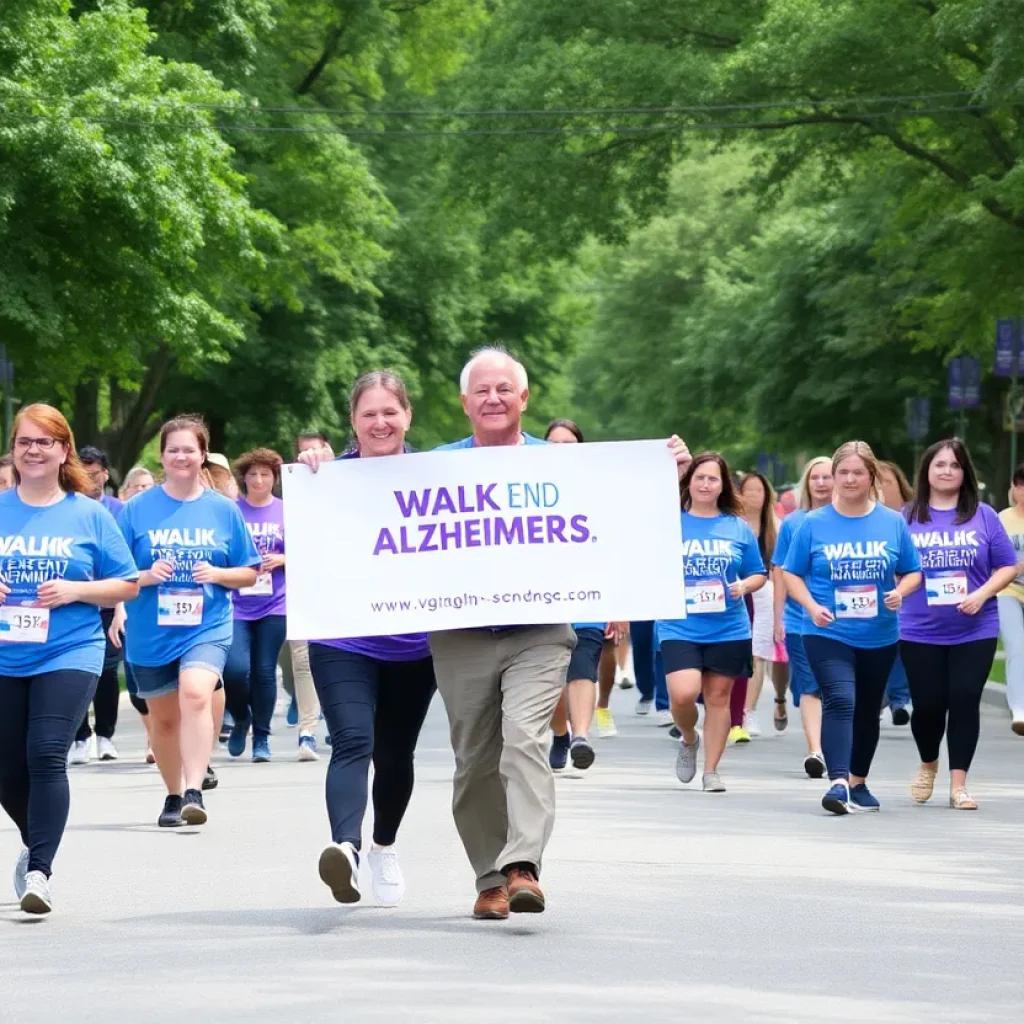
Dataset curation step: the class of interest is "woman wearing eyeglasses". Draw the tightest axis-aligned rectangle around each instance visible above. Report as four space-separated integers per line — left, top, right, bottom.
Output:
0 405 139 914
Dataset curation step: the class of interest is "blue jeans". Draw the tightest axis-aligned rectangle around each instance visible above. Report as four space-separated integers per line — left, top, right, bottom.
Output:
884 654 910 710
223 615 287 739
631 621 669 711
803 636 897 781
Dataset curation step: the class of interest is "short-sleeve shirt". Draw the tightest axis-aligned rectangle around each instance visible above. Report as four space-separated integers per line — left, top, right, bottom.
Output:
783 503 920 649
233 497 286 621
100 494 124 517
899 504 1017 644
998 507 1024 603
657 512 767 645
311 451 431 662
773 510 808 635
119 487 260 666
0 490 138 676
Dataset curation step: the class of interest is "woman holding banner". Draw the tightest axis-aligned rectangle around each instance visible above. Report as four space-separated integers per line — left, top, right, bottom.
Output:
303 372 437 909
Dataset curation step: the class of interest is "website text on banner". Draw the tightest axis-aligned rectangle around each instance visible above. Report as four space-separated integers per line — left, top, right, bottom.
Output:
282 440 686 639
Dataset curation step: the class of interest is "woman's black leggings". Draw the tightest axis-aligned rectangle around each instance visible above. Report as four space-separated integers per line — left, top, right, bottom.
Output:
0 669 98 876
309 644 436 850
899 638 998 772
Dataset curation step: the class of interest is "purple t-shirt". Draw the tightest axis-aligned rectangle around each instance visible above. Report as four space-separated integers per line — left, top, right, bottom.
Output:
233 497 286 621
314 450 430 662
899 503 1017 644
100 493 124 517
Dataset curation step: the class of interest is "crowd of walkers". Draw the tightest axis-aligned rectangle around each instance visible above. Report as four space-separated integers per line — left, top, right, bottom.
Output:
1 345 1021 921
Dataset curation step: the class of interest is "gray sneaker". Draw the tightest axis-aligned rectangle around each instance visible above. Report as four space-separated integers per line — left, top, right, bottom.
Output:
675 735 699 784
13 848 28 900
702 771 726 793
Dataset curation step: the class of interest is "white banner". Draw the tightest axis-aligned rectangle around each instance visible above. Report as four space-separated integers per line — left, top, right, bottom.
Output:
281 440 686 639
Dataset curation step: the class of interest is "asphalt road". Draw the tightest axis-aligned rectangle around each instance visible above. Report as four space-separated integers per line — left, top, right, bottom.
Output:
2 685 1023 1023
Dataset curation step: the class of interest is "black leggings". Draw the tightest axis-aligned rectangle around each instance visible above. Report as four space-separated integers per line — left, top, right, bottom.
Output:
309 644 436 851
76 610 121 741
900 638 998 772
0 669 98 876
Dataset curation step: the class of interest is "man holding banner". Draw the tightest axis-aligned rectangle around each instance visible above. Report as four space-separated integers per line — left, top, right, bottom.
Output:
290 345 691 919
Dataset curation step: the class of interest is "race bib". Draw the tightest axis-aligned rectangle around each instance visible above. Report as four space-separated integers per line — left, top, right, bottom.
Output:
685 578 727 614
835 585 878 619
0 602 50 643
240 573 273 597
158 587 204 627
926 571 968 607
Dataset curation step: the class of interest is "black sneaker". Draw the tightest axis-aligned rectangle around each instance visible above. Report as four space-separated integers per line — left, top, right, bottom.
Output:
181 789 208 825
569 736 595 770
891 706 910 727
158 795 183 828
202 765 218 791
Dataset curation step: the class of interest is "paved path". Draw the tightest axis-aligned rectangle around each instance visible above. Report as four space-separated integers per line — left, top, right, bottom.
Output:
2 686 1023 1023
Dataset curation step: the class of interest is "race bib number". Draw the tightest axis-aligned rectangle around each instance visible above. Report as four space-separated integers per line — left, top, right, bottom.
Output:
158 588 204 627
926 571 968 607
685 579 727 614
835 585 878 619
240 573 273 597
0 602 50 643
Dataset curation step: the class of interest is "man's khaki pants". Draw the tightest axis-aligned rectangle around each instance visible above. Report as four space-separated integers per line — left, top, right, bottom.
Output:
278 640 321 737
429 625 574 893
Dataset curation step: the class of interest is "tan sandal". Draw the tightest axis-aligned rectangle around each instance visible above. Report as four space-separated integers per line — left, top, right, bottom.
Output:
910 766 937 804
950 788 978 810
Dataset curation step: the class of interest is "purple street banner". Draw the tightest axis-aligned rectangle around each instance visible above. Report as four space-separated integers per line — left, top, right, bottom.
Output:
948 359 965 409
906 397 930 440
281 440 687 638
948 357 981 410
995 319 1018 378
962 356 981 408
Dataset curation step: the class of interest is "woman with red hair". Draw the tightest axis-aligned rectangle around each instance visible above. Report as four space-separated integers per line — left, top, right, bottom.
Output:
0 404 139 914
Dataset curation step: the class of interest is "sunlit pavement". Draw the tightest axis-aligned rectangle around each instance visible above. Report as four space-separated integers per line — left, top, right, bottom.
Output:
3 685 1023 1023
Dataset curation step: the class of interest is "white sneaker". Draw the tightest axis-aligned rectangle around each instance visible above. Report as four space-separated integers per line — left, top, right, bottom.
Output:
635 697 653 716
68 739 91 765
318 842 361 904
368 845 406 907
655 709 674 727
20 870 51 915
97 737 118 761
1012 710 1024 737
743 711 762 738
13 848 29 900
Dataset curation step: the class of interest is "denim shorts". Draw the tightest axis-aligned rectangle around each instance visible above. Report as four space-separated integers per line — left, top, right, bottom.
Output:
785 633 820 706
129 641 231 700
566 628 605 683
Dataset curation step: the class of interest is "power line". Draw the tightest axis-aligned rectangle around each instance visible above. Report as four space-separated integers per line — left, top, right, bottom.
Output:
0 103 1000 137
0 89 1004 121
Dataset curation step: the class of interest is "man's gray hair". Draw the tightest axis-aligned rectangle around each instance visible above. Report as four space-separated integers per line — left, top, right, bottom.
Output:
459 346 529 396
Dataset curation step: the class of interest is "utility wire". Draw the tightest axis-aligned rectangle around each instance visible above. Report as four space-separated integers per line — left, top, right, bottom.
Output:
0 103 1001 137
0 89 1006 121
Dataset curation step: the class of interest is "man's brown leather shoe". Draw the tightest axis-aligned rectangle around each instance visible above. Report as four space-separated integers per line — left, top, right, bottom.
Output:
507 868 545 914
473 886 509 920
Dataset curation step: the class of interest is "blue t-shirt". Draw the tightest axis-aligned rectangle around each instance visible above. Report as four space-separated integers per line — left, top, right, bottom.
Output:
432 432 547 632
657 512 766 645
783 503 920 649
773 510 808 635
434 433 547 451
0 490 138 677
119 487 261 667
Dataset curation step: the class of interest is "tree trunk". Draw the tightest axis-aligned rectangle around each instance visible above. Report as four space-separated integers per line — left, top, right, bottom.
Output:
100 344 176 479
